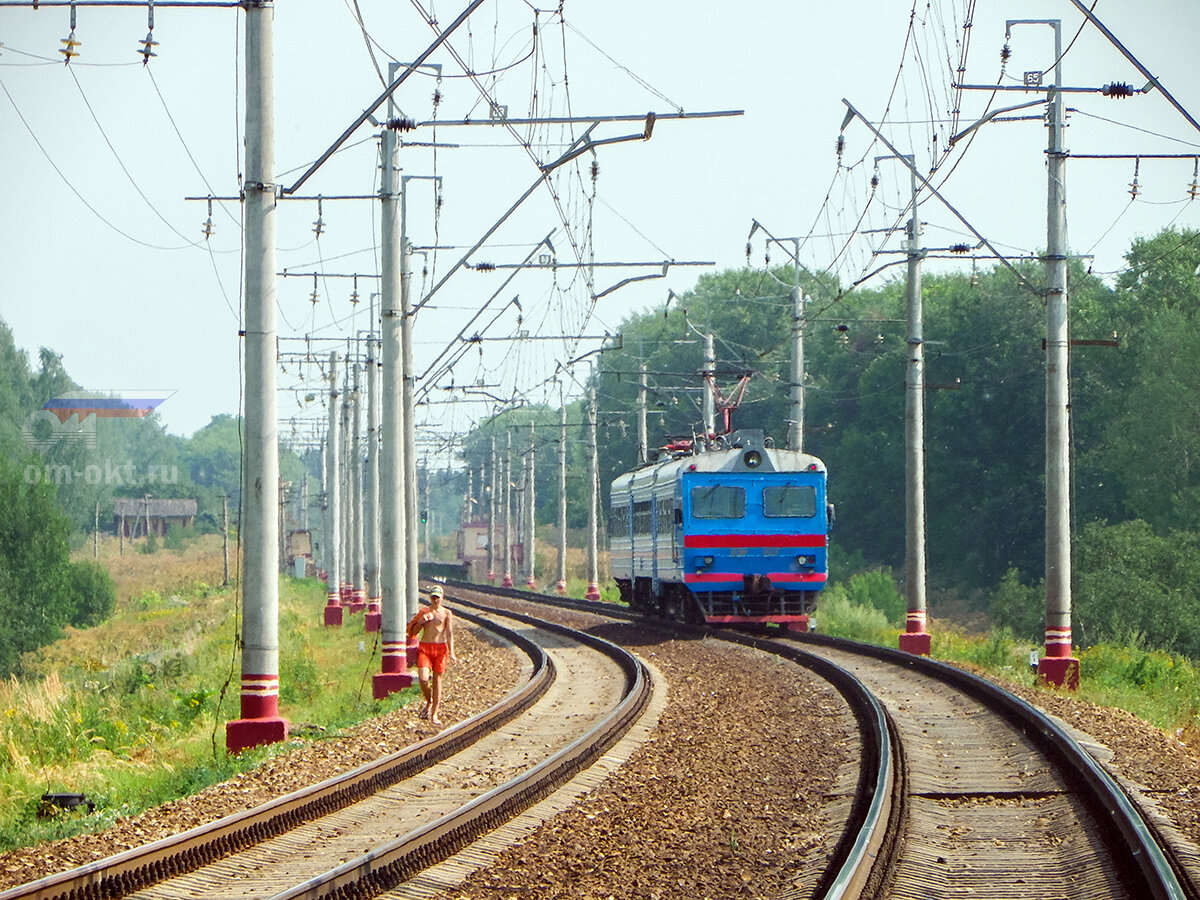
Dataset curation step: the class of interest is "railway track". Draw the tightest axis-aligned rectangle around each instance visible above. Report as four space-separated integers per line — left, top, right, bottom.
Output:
453 581 1198 900
781 634 1194 900
1 602 653 900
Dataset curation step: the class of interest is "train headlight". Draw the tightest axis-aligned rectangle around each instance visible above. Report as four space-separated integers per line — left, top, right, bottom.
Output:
743 450 762 468
796 554 815 567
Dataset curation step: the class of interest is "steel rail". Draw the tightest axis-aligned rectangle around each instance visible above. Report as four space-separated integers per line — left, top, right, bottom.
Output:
264 592 651 899
444 580 897 899
786 631 1190 900
447 580 1194 900
0 609 551 900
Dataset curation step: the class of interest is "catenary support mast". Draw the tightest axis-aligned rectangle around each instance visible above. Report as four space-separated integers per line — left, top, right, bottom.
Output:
1036 19 1079 688
227 0 286 753
374 77 412 698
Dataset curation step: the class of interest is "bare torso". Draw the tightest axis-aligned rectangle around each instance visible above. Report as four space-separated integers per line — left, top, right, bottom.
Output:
416 605 452 643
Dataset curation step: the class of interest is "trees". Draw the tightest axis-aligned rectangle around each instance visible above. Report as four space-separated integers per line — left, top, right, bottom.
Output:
0 455 87 674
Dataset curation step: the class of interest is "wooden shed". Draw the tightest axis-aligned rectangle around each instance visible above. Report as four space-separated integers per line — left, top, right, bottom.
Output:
114 498 198 538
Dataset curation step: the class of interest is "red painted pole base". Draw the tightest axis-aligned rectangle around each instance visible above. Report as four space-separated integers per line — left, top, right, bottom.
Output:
502 573 513 588
488 570 495 582
323 604 344 626
525 575 536 589
585 582 601 602
556 579 567 594
372 672 413 700
225 716 288 754
898 631 932 656
349 590 366 613
364 611 381 633
406 636 420 668
1038 656 1080 689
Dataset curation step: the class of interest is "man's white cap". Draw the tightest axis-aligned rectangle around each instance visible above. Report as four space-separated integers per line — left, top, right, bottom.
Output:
429 585 444 598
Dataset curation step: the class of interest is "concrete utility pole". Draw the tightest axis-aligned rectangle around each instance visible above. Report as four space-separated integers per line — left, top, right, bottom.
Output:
322 353 344 628
277 478 287 574
487 436 497 582
365 325 382 631
789 241 805 453
421 459 431 560
350 362 366 611
227 2 286 754
222 494 230 587
885 154 931 657
557 405 568 594
637 364 649 466
375 71 412 698
340 370 352 605
502 430 513 588
749 223 806 450
702 332 716 438
525 421 536 589
585 386 601 601
400 168 421 629
1034 19 1078 689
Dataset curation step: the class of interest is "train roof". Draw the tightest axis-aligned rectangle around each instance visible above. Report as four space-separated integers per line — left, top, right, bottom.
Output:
611 429 826 491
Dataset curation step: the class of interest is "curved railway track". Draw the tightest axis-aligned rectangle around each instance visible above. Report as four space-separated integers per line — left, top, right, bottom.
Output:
6 578 1196 900
784 633 1192 900
1 603 653 900
453 581 1196 900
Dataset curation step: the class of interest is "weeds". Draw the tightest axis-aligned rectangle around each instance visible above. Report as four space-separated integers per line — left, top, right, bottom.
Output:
0 537 420 852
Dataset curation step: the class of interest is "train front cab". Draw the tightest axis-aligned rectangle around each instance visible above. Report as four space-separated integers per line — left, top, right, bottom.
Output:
681 459 829 629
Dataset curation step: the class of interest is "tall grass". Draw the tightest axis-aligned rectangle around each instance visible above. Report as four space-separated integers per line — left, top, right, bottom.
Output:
0 537 417 851
818 578 1200 752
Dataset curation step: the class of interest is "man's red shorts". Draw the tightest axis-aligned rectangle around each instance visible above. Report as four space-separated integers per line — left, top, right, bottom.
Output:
417 641 449 674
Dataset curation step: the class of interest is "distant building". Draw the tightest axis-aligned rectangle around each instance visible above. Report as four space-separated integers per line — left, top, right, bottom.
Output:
113 498 198 538
457 518 490 564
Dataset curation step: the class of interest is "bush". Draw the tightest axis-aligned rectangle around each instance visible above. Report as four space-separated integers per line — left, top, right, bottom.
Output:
817 586 893 644
65 560 116 628
164 524 187 552
842 569 904 626
989 568 1043 642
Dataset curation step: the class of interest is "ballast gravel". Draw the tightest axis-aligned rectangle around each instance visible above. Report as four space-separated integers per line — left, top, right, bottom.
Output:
3 609 1200 900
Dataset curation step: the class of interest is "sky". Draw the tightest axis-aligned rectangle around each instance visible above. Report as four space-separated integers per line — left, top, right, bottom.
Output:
2 0 1198 459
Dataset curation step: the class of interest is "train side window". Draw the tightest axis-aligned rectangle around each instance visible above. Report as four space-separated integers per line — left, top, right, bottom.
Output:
763 485 817 518
691 485 745 519
633 500 653 534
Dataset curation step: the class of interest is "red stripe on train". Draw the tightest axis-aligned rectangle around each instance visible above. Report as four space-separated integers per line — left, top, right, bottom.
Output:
684 534 827 548
684 572 827 584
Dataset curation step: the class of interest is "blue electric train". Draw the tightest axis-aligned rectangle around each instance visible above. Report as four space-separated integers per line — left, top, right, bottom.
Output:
609 428 831 629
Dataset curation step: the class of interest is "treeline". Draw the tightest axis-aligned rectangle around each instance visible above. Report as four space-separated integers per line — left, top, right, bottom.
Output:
0 321 312 673
462 227 1200 657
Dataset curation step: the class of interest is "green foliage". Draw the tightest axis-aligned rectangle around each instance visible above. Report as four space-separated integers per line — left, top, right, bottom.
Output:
815 585 894 644
988 568 1044 643
164 523 187 552
139 531 159 555
841 569 904 626
1074 519 1200 658
65 560 116 628
0 455 75 675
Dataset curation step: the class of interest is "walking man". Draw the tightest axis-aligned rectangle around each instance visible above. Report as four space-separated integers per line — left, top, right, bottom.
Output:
407 584 456 726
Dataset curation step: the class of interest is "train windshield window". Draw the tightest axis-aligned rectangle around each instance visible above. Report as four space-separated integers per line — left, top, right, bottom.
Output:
763 485 817 518
691 485 745 519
